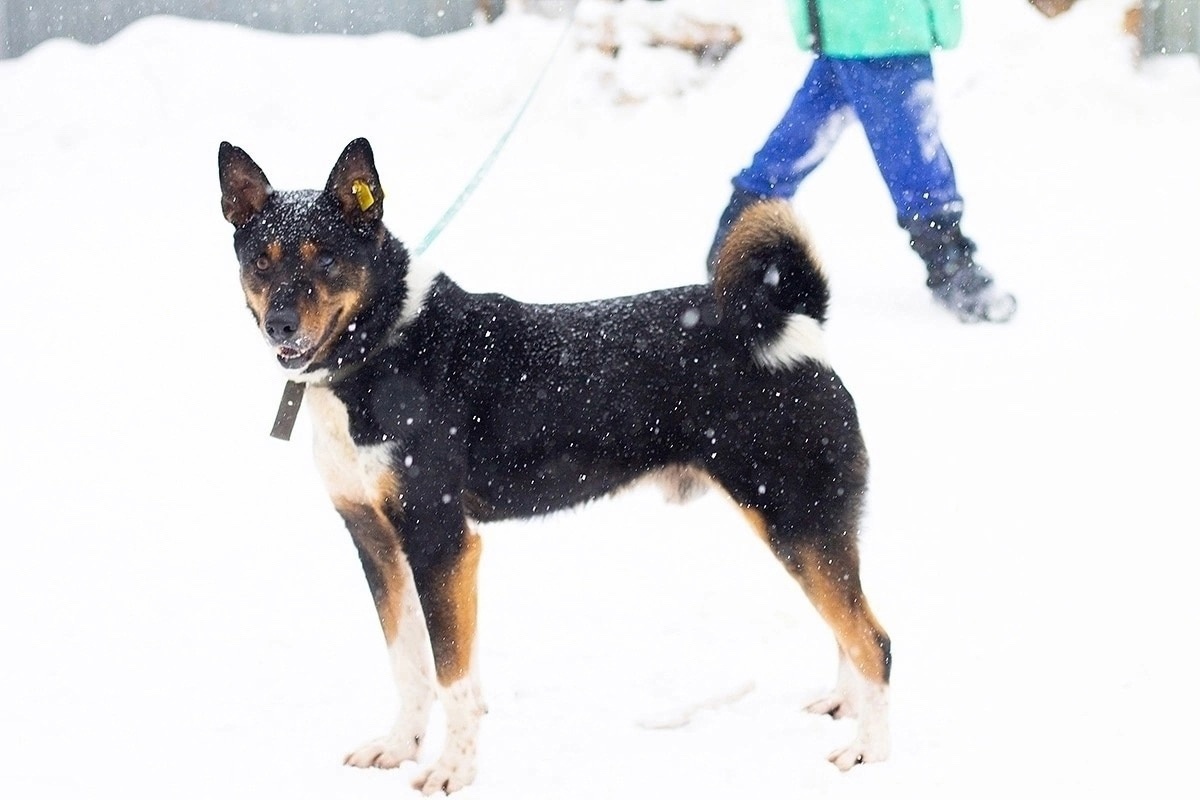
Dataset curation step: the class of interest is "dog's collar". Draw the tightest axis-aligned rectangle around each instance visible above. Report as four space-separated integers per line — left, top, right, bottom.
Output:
268 332 397 441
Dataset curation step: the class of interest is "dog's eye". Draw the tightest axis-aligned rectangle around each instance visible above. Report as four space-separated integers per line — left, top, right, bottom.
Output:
315 254 342 277
253 255 270 273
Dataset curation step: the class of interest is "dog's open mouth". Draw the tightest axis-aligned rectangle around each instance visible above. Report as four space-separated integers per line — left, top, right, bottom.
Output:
275 343 315 369
268 312 347 373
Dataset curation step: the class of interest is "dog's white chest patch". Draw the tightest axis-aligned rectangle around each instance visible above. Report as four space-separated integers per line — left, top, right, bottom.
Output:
305 386 398 507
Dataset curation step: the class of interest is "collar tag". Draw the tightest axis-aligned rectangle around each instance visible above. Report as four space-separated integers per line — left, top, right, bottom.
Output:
270 380 306 441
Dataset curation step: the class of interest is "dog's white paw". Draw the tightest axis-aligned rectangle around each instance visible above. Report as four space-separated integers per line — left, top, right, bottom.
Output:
413 754 477 796
343 733 421 769
823 684 890 772
806 692 856 719
812 668 890 772
827 735 889 771
408 674 484 794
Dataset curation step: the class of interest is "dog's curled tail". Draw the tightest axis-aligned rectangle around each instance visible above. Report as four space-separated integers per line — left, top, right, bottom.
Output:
712 200 830 367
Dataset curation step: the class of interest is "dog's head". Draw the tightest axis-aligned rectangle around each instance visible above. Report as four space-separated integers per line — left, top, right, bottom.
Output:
218 138 387 375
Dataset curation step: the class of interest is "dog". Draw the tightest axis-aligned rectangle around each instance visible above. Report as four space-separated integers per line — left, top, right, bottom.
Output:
218 138 891 794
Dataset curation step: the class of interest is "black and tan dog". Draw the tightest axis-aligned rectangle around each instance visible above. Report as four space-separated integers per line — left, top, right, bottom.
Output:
218 138 891 794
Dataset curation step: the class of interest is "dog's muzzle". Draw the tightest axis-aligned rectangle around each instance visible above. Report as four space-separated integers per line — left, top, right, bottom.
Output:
264 308 316 369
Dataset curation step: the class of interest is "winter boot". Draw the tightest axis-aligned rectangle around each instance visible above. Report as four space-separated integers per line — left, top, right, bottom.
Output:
906 216 1017 323
707 187 770 278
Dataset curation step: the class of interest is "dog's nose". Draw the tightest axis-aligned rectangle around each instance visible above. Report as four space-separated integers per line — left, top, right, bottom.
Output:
265 308 300 345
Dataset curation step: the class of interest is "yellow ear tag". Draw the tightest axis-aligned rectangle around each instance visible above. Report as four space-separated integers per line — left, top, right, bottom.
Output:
351 180 375 211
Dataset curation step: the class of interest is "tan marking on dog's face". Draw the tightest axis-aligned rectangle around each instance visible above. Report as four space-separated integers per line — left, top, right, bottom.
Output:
238 244 369 364
241 273 270 325
302 277 367 364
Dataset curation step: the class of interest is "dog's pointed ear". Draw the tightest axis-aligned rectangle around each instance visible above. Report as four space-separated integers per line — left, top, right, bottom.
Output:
325 138 384 226
219 142 273 227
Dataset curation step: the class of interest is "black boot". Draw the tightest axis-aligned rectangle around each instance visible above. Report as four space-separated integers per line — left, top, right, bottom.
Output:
707 187 769 278
906 216 1017 323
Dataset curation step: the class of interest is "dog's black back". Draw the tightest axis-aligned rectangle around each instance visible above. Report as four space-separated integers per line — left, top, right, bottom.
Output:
337 275 864 529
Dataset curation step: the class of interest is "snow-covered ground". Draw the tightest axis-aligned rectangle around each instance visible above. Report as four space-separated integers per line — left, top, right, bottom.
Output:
2 1 1198 796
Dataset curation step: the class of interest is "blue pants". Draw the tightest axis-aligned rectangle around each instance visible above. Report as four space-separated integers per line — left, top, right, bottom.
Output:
734 55 964 226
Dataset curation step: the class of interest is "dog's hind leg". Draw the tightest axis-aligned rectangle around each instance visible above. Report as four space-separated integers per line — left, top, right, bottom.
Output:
338 504 437 770
746 509 892 771
406 522 486 796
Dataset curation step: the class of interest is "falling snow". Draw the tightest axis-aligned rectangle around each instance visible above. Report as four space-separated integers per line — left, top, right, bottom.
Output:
0 1 1197 799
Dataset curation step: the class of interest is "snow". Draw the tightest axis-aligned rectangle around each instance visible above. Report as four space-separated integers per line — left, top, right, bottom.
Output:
1 0 1198 796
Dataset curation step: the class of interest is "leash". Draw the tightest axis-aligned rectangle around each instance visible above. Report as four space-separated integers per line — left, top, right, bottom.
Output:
270 4 579 441
412 2 579 258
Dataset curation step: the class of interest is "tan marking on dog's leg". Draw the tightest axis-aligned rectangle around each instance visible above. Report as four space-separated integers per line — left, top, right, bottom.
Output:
337 503 436 770
425 529 482 684
783 536 891 770
739 506 890 769
785 539 889 684
414 530 485 796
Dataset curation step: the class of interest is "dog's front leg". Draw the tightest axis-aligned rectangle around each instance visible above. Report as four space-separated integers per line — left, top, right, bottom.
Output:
337 504 437 769
402 494 485 796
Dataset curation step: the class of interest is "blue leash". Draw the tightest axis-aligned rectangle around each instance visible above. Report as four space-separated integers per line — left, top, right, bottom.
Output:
412 4 579 258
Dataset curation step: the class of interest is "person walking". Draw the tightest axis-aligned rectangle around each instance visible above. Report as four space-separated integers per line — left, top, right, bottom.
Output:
707 1 1064 323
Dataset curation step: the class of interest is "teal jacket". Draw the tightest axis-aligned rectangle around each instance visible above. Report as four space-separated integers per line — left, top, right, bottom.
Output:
786 0 963 57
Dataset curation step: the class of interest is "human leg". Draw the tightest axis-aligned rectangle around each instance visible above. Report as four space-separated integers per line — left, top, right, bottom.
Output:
838 56 1016 322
